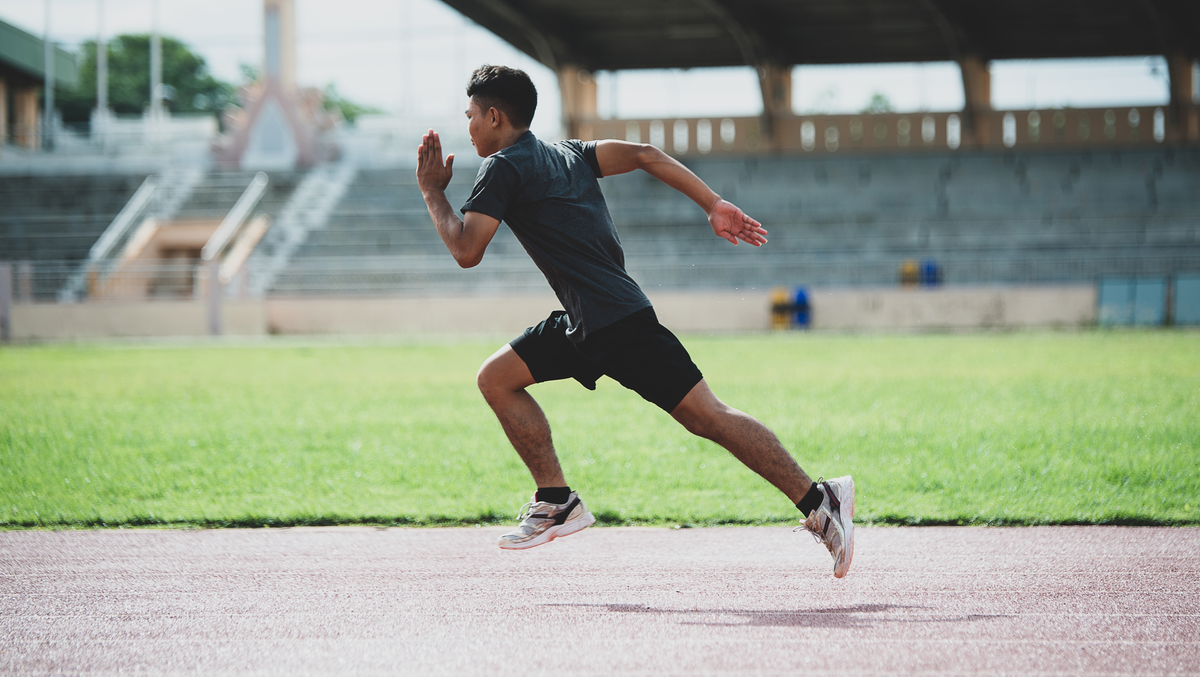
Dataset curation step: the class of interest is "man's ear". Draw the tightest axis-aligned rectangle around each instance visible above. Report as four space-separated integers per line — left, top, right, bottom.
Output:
488 107 502 128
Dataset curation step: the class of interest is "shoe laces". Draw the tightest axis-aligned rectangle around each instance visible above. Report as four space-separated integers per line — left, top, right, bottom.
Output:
515 500 552 524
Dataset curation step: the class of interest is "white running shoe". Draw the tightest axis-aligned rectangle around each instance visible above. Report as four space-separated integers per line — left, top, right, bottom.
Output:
796 476 855 578
498 492 596 550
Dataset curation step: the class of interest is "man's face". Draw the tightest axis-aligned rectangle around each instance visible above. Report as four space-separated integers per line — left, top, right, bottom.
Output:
466 97 499 157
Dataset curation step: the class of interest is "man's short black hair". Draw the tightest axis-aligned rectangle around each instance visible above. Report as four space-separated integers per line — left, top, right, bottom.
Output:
467 65 537 129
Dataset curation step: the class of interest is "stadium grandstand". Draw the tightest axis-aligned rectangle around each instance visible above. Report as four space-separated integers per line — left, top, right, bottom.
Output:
1 0 1199 340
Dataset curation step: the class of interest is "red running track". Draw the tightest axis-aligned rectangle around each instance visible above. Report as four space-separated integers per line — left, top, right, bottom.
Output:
3 526 1198 676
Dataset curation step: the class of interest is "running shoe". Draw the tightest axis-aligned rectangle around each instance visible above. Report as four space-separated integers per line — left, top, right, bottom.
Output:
796 476 855 578
498 491 595 550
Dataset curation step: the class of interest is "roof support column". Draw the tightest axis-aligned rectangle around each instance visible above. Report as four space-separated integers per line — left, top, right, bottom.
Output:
557 65 596 140
959 55 991 147
758 62 792 151
42 0 54 149
1167 52 1198 142
0 77 7 150
14 86 39 150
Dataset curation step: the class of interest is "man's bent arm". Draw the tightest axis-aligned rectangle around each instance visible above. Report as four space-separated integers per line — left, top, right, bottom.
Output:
424 194 501 269
417 130 501 268
594 139 767 246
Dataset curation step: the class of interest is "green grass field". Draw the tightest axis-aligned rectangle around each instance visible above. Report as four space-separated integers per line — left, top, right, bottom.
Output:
2 331 1197 529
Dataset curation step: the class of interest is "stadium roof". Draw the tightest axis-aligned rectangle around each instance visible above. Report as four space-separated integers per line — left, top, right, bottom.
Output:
440 0 1200 71
0 18 79 88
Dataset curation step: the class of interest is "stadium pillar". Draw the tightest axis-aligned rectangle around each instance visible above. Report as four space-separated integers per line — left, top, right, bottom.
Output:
17 262 33 303
758 62 793 151
0 77 7 150
557 65 596 141
207 258 222 337
1167 52 1198 142
149 0 162 120
14 87 39 150
42 0 54 150
264 0 298 94
959 55 992 147
0 263 12 343
96 0 107 113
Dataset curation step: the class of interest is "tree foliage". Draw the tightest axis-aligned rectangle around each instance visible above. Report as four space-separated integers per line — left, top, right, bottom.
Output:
56 35 234 126
321 84 383 125
862 92 895 114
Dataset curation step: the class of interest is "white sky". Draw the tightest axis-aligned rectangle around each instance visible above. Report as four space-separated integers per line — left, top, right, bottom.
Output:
0 0 1185 139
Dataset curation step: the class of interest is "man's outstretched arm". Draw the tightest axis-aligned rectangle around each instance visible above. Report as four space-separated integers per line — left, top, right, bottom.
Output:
594 139 767 246
416 129 501 268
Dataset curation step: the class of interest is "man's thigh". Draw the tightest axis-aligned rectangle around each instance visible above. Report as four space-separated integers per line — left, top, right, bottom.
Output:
585 309 703 413
509 310 602 389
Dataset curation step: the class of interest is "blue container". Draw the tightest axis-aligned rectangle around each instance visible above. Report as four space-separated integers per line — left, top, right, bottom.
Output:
793 287 810 328
920 259 942 287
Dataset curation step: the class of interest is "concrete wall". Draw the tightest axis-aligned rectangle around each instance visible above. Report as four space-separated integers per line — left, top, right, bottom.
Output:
265 293 558 336
6 285 1098 341
811 286 1097 331
12 300 266 341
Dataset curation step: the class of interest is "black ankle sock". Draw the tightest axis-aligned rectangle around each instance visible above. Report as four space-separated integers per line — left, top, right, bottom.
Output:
536 486 572 504
796 483 825 517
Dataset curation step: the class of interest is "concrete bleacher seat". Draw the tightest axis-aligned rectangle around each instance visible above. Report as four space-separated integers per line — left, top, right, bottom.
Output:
13 146 1187 299
606 146 1200 288
173 170 305 221
267 166 541 294
0 173 149 299
263 145 1199 294
0 174 147 262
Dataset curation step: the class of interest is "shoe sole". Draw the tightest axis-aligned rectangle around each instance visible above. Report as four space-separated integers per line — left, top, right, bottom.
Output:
498 510 596 551
834 477 855 578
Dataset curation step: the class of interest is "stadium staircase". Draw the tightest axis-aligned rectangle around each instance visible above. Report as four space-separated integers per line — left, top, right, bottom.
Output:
261 163 544 296
244 159 359 295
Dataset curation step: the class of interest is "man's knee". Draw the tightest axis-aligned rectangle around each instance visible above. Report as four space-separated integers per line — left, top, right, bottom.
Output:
671 382 732 441
678 410 720 441
477 345 535 402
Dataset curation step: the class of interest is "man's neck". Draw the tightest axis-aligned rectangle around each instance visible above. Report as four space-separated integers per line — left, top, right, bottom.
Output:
497 127 529 152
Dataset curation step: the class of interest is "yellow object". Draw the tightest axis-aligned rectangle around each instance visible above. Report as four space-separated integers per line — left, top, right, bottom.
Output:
770 287 791 329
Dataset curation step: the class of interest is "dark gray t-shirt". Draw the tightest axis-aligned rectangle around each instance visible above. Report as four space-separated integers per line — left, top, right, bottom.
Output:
461 131 651 342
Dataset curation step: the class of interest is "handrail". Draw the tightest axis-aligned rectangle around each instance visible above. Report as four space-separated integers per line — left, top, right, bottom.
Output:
88 176 156 263
57 176 157 301
202 172 268 262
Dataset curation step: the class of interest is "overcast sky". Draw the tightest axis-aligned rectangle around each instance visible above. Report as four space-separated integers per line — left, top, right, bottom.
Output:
0 0 1181 140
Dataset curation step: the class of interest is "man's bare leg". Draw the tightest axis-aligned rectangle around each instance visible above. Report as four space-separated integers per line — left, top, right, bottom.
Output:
478 345 595 550
476 345 567 488
670 379 813 504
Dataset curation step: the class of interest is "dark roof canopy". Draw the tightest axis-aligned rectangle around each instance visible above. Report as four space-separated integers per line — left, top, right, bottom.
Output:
440 0 1200 71
0 19 79 88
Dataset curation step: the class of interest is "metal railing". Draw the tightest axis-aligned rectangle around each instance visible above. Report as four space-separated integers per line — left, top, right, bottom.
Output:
584 104 1198 157
201 172 268 262
57 177 158 301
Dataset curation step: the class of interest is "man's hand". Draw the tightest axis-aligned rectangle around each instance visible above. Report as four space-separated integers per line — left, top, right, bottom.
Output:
416 129 454 194
708 199 767 246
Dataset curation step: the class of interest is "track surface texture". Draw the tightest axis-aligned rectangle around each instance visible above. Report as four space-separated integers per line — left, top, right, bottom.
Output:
3 526 1198 676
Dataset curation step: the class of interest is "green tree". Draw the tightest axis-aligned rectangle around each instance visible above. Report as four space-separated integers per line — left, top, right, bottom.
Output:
862 92 894 114
56 34 234 126
321 84 383 125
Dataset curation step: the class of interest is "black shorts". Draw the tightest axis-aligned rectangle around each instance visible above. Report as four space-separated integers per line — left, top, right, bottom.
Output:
510 308 704 413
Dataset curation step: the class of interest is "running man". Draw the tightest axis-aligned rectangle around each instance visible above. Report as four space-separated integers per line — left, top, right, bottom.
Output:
417 65 855 577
